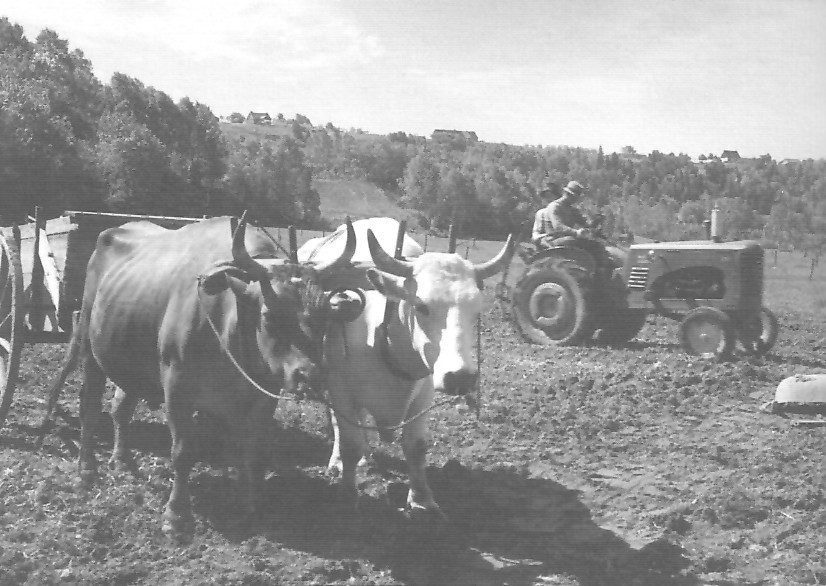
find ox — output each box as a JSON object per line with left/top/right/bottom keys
{"left": 298, "top": 218, "right": 514, "bottom": 514}
{"left": 66, "top": 215, "right": 354, "bottom": 538}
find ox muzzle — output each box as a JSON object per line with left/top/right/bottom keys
{"left": 441, "top": 370, "right": 477, "bottom": 396}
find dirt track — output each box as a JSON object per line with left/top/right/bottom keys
{"left": 1, "top": 280, "right": 825, "bottom": 585}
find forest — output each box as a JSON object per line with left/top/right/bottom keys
{"left": 2, "top": 17, "right": 826, "bottom": 249}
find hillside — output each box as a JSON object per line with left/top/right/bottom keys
{"left": 220, "top": 121, "right": 418, "bottom": 228}
{"left": 314, "top": 179, "right": 419, "bottom": 226}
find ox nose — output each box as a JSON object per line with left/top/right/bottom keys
{"left": 292, "top": 364, "right": 322, "bottom": 396}
{"left": 442, "top": 370, "right": 477, "bottom": 396}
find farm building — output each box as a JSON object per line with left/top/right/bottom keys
{"left": 432, "top": 129, "right": 479, "bottom": 143}
{"left": 245, "top": 112, "right": 272, "bottom": 125}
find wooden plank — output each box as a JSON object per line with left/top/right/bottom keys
{"left": 26, "top": 208, "right": 46, "bottom": 331}
{"left": 66, "top": 210, "right": 203, "bottom": 227}
{"left": 36, "top": 228, "right": 62, "bottom": 331}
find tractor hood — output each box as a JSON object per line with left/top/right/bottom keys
{"left": 630, "top": 239, "right": 763, "bottom": 253}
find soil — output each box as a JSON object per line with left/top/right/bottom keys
{"left": 1, "top": 290, "right": 824, "bottom": 585}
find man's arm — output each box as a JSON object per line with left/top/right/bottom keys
{"left": 548, "top": 203, "right": 583, "bottom": 237}
{"left": 531, "top": 209, "right": 546, "bottom": 242}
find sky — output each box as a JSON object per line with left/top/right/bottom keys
{"left": 3, "top": 0, "right": 825, "bottom": 160}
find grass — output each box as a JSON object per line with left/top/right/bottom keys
{"left": 764, "top": 250, "right": 826, "bottom": 316}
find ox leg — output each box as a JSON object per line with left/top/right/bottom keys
{"left": 161, "top": 371, "right": 196, "bottom": 538}
{"left": 78, "top": 356, "right": 106, "bottom": 484}
{"left": 237, "top": 399, "right": 276, "bottom": 518}
{"left": 108, "top": 388, "right": 139, "bottom": 473}
{"left": 401, "top": 385, "right": 443, "bottom": 516}
{"left": 327, "top": 409, "right": 371, "bottom": 477}
{"left": 328, "top": 409, "right": 367, "bottom": 508}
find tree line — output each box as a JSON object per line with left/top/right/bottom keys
{"left": 305, "top": 130, "right": 826, "bottom": 249}
{"left": 2, "top": 18, "right": 825, "bottom": 251}
{"left": 0, "top": 19, "right": 320, "bottom": 227}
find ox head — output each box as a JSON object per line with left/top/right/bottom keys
{"left": 200, "top": 216, "right": 356, "bottom": 395}
{"left": 366, "top": 230, "right": 515, "bottom": 396}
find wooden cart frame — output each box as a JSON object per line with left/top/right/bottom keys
{"left": 0, "top": 209, "right": 203, "bottom": 429}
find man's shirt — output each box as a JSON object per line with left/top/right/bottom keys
{"left": 532, "top": 199, "right": 587, "bottom": 241}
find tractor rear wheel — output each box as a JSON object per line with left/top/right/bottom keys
{"left": 511, "top": 260, "right": 596, "bottom": 345}
{"left": 679, "top": 307, "right": 735, "bottom": 360}
{"left": 737, "top": 307, "right": 779, "bottom": 355}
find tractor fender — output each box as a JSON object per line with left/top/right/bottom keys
{"left": 528, "top": 246, "right": 597, "bottom": 275}
{"left": 604, "top": 244, "right": 629, "bottom": 269}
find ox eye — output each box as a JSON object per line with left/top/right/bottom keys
{"left": 414, "top": 302, "right": 430, "bottom": 316}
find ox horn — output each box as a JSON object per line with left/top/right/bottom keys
{"left": 311, "top": 217, "right": 357, "bottom": 275}
{"left": 367, "top": 228, "right": 414, "bottom": 278}
{"left": 473, "top": 234, "right": 516, "bottom": 281}
{"left": 231, "top": 213, "right": 282, "bottom": 308}
{"left": 231, "top": 212, "right": 268, "bottom": 280}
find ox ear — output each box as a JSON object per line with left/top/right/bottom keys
{"left": 200, "top": 263, "right": 253, "bottom": 297}
{"left": 366, "top": 268, "right": 417, "bottom": 302}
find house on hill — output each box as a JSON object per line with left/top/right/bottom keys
{"left": 720, "top": 150, "right": 740, "bottom": 163}
{"left": 245, "top": 112, "right": 272, "bottom": 125}
{"left": 432, "top": 129, "right": 479, "bottom": 143}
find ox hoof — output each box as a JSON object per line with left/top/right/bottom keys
{"left": 77, "top": 466, "right": 98, "bottom": 489}
{"left": 407, "top": 502, "right": 448, "bottom": 523}
{"left": 162, "top": 510, "right": 195, "bottom": 543}
{"left": 108, "top": 456, "right": 137, "bottom": 475}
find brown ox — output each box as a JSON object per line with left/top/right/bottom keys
{"left": 67, "top": 215, "right": 354, "bottom": 538}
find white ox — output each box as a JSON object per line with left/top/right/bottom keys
{"left": 298, "top": 218, "right": 514, "bottom": 514}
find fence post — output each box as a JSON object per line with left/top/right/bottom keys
{"left": 288, "top": 226, "right": 298, "bottom": 263}
{"left": 448, "top": 225, "right": 456, "bottom": 253}
{"left": 394, "top": 220, "right": 407, "bottom": 258}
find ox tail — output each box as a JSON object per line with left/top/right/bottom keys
{"left": 36, "top": 311, "right": 84, "bottom": 442}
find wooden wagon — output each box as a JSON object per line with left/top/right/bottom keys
{"left": 0, "top": 209, "right": 204, "bottom": 430}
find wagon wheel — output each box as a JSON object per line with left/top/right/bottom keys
{"left": 0, "top": 230, "right": 24, "bottom": 430}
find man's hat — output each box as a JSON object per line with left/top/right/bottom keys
{"left": 563, "top": 180, "right": 586, "bottom": 197}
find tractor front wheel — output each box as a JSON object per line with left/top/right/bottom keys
{"left": 511, "top": 260, "right": 595, "bottom": 345}
{"left": 679, "top": 307, "right": 736, "bottom": 360}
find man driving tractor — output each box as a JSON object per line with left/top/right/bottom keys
{"left": 532, "top": 180, "right": 589, "bottom": 247}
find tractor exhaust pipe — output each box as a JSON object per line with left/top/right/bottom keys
{"left": 710, "top": 207, "right": 722, "bottom": 242}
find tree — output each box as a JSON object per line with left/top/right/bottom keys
{"left": 92, "top": 111, "right": 178, "bottom": 214}
{"left": 0, "top": 21, "right": 103, "bottom": 220}
{"left": 222, "top": 137, "right": 321, "bottom": 226}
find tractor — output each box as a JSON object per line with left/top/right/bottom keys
{"left": 509, "top": 216, "right": 778, "bottom": 360}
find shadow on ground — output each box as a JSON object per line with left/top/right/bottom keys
{"left": 189, "top": 427, "right": 697, "bottom": 586}
{"left": 20, "top": 413, "right": 696, "bottom": 586}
